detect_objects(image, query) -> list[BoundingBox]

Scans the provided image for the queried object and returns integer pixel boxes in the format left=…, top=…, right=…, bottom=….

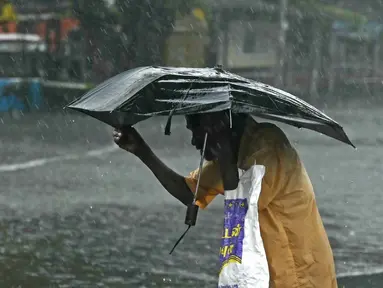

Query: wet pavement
left=0, top=108, right=382, bottom=287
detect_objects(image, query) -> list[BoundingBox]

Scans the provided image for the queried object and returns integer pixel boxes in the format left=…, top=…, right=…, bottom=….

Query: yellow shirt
left=185, top=118, right=337, bottom=288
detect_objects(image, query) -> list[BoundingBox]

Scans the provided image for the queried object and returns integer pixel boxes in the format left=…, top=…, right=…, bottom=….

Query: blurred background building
left=0, top=0, right=382, bottom=113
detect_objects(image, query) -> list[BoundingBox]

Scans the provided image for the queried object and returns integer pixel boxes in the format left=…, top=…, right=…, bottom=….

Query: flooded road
left=0, top=107, right=382, bottom=287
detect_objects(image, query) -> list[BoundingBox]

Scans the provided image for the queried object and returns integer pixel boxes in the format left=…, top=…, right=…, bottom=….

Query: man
left=113, top=111, right=337, bottom=287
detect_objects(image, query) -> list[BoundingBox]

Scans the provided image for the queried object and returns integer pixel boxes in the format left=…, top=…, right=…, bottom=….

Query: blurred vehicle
left=0, top=31, right=93, bottom=114
left=0, top=33, right=45, bottom=113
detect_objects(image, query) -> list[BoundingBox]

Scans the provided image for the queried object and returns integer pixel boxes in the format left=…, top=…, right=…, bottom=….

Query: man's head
left=186, top=111, right=231, bottom=161
left=185, top=111, right=248, bottom=159
left=186, top=110, right=248, bottom=190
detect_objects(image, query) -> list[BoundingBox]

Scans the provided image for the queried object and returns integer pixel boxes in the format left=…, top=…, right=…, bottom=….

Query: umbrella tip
left=164, top=115, right=172, bottom=136
left=346, top=139, right=356, bottom=149
left=344, top=135, right=356, bottom=149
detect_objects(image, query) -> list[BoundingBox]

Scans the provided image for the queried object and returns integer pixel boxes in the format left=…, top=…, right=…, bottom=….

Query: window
left=0, top=53, right=23, bottom=77
left=242, top=21, right=278, bottom=54
left=243, top=25, right=256, bottom=53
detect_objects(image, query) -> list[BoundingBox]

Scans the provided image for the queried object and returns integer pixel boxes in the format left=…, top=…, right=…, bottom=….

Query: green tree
left=72, top=0, right=123, bottom=76
left=115, top=0, right=200, bottom=68
left=73, top=0, right=202, bottom=71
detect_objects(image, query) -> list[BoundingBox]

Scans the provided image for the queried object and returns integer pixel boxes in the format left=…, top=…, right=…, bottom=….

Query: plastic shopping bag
left=218, top=165, right=269, bottom=288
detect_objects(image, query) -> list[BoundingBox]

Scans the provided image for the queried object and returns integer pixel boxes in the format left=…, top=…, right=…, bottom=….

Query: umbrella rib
left=264, top=92, right=283, bottom=113
left=247, top=83, right=333, bottom=122
left=243, top=84, right=333, bottom=123
left=229, top=83, right=295, bottom=116
left=164, top=81, right=195, bottom=135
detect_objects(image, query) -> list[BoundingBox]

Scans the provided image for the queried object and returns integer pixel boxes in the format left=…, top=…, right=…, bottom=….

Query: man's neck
left=217, top=115, right=250, bottom=190
left=218, top=147, right=239, bottom=190
left=231, top=114, right=250, bottom=164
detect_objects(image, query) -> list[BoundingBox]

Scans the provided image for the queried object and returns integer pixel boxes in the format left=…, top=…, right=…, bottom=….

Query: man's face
left=185, top=112, right=231, bottom=161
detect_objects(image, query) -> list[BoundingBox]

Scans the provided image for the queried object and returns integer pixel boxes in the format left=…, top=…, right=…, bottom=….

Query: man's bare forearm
left=135, top=143, right=194, bottom=206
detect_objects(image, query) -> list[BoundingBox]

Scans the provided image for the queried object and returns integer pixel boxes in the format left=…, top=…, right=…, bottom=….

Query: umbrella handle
left=192, top=133, right=208, bottom=203
left=185, top=203, right=199, bottom=226
left=169, top=133, right=207, bottom=255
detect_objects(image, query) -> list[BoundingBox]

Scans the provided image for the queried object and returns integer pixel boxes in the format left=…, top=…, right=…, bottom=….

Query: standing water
left=0, top=106, right=382, bottom=287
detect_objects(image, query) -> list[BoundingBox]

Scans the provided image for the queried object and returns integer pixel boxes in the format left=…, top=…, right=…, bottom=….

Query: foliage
left=74, top=0, right=202, bottom=71
left=291, top=0, right=367, bottom=25
left=72, top=0, right=369, bottom=75
left=114, top=0, right=201, bottom=67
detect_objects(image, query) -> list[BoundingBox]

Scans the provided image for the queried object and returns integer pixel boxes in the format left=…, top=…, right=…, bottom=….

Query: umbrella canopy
left=66, top=66, right=354, bottom=147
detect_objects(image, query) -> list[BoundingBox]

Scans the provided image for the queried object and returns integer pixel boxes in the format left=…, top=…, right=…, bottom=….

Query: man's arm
left=113, top=127, right=224, bottom=207
left=136, top=143, right=194, bottom=206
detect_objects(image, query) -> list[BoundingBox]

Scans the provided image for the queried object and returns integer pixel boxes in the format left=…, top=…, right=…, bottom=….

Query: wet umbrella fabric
left=66, top=66, right=354, bottom=147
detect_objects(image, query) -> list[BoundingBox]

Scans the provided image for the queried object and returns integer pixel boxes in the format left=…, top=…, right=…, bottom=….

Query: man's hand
left=113, top=126, right=145, bottom=155
left=113, top=126, right=193, bottom=205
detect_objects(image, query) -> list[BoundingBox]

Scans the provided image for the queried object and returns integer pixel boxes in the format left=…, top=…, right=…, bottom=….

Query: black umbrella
left=66, top=65, right=354, bottom=147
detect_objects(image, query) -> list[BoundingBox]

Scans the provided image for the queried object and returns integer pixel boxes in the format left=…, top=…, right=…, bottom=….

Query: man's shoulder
left=239, top=120, right=300, bottom=169
left=248, top=120, right=288, bottom=141
left=256, top=122, right=284, bottom=132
